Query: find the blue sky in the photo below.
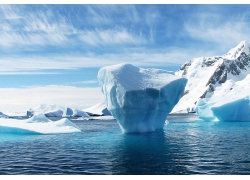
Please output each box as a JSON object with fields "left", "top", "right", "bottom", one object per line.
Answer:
{"left": 1, "top": 4, "right": 250, "bottom": 112}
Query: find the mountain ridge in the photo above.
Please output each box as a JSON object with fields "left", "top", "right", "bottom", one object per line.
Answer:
{"left": 172, "top": 40, "right": 250, "bottom": 113}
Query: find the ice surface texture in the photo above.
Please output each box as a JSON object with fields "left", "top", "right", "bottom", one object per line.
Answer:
{"left": 98, "top": 63, "right": 187, "bottom": 133}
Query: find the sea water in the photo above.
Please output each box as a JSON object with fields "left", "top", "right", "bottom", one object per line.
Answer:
{"left": 0, "top": 114, "right": 250, "bottom": 175}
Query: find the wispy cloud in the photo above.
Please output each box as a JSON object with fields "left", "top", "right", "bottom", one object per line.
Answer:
{"left": 0, "top": 85, "right": 104, "bottom": 112}
{"left": 0, "top": 45, "right": 223, "bottom": 75}
{"left": 70, "top": 80, "right": 98, "bottom": 85}
{"left": 0, "top": 5, "right": 149, "bottom": 51}
{"left": 184, "top": 11, "right": 250, "bottom": 52}
{"left": 0, "top": 5, "right": 249, "bottom": 75}
{"left": 0, "top": 5, "right": 22, "bottom": 20}
{"left": 79, "top": 28, "right": 146, "bottom": 46}
{"left": 0, "top": 5, "right": 76, "bottom": 48}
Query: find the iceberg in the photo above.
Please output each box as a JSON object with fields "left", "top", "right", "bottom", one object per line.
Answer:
{"left": 0, "top": 105, "right": 83, "bottom": 134}
{"left": 211, "top": 97, "right": 250, "bottom": 121}
{"left": 97, "top": 63, "right": 187, "bottom": 133}
{"left": 32, "top": 104, "right": 89, "bottom": 120}
{"left": 33, "top": 104, "right": 64, "bottom": 118}
{"left": 63, "top": 107, "right": 89, "bottom": 118}
{"left": 84, "top": 101, "right": 112, "bottom": 116}
{"left": 196, "top": 74, "right": 250, "bottom": 121}
{"left": 0, "top": 114, "right": 81, "bottom": 134}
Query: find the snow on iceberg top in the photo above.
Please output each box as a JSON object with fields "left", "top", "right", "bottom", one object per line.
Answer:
{"left": 222, "top": 40, "right": 250, "bottom": 60}
{"left": 98, "top": 63, "right": 183, "bottom": 91}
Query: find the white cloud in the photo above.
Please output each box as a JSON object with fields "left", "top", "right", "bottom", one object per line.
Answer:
{"left": 0, "top": 5, "right": 76, "bottom": 48}
{"left": 184, "top": 12, "right": 250, "bottom": 51}
{"left": 0, "top": 85, "right": 104, "bottom": 113}
{"left": 70, "top": 80, "right": 98, "bottom": 85}
{"left": 0, "top": 47, "right": 220, "bottom": 75}
{"left": 79, "top": 28, "right": 146, "bottom": 46}
{"left": 0, "top": 5, "right": 22, "bottom": 20}
{"left": 0, "top": 5, "right": 148, "bottom": 49}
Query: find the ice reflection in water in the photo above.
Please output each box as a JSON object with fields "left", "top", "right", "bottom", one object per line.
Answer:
{"left": 0, "top": 118, "right": 250, "bottom": 174}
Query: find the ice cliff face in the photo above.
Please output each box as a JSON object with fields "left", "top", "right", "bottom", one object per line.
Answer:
{"left": 173, "top": 40, "right": 250, "bottom": 120}
{"left": 98, "top": 63, "right": 187, "bottom": 133}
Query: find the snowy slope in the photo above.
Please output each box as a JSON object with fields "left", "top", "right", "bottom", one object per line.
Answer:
{"left": 172, "top": 40, "right": 250, "bottom": 115}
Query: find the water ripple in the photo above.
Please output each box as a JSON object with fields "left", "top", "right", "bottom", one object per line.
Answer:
{"left": 1, "top": 120, "right": 250, "bottom": 174}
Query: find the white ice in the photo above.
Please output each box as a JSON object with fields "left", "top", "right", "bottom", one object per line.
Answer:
{"left": 211, "top": 97, "right": 250, "bottom": 121}
{"left": 172, "top": 40, "right": 250, "bottom": 114}
{"left": 0, "top": 113, "right": 81, "bottom": 134}
{"left": 98, "top": 63, "right": 187, "bottom": 133}
{"left": 196, "top": 74, "right": 250, "bottom": 121}
{"left": 32, "top": 104, "right": 89, "bottom": 118}
{"left": 83, "top": 101, "right": 111, "bottom": 116}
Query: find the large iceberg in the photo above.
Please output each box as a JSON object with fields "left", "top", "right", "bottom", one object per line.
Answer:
{"left": 97, "top": 63, "right": 187, "bottom": 133}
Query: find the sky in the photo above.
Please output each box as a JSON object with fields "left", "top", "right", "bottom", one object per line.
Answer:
{"left": 1, "top": 4, "right": 250, "bottom": 112}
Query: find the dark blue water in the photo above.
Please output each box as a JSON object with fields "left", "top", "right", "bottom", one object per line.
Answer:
{"left": 1, "top": 115, "right": 250, "bottom": 175}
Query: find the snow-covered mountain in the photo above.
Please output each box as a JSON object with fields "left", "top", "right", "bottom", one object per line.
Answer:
{"left": 172, "top": 40, "right": 250, "bottom": 114}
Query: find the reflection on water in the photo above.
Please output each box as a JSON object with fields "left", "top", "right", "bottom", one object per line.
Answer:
{"left": 109, "top": 129, "right": 188, "bottom": 174}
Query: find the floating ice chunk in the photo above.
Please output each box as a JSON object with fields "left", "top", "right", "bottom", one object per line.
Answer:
{"left": 195, "top": 98, "right": 216, "bottom": 120}
{"left": 84, "top": 101, "right": 111, "bottom": 116}
{"left": 31, "top": 104, "right": 89, "bottom": 118}
{"left": 0, "top": 117, "right": 81, "bottom": 134}
{"left": 98, "top": 63, "right": 187, "bottom": 133}
{"left": 211, "top": 97, "right": 250, "bottom": 121}
{"left": 63, "top": 107, "right": 89, "bottom": 117}
{"left": 196, "top": 74, "right": 250, "bottom": 121}
{"left": 33, "top": 104, "right": 64, "bottom": 117}
{"left": 26, "top": 113, "right": 51, "bottom": 123}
